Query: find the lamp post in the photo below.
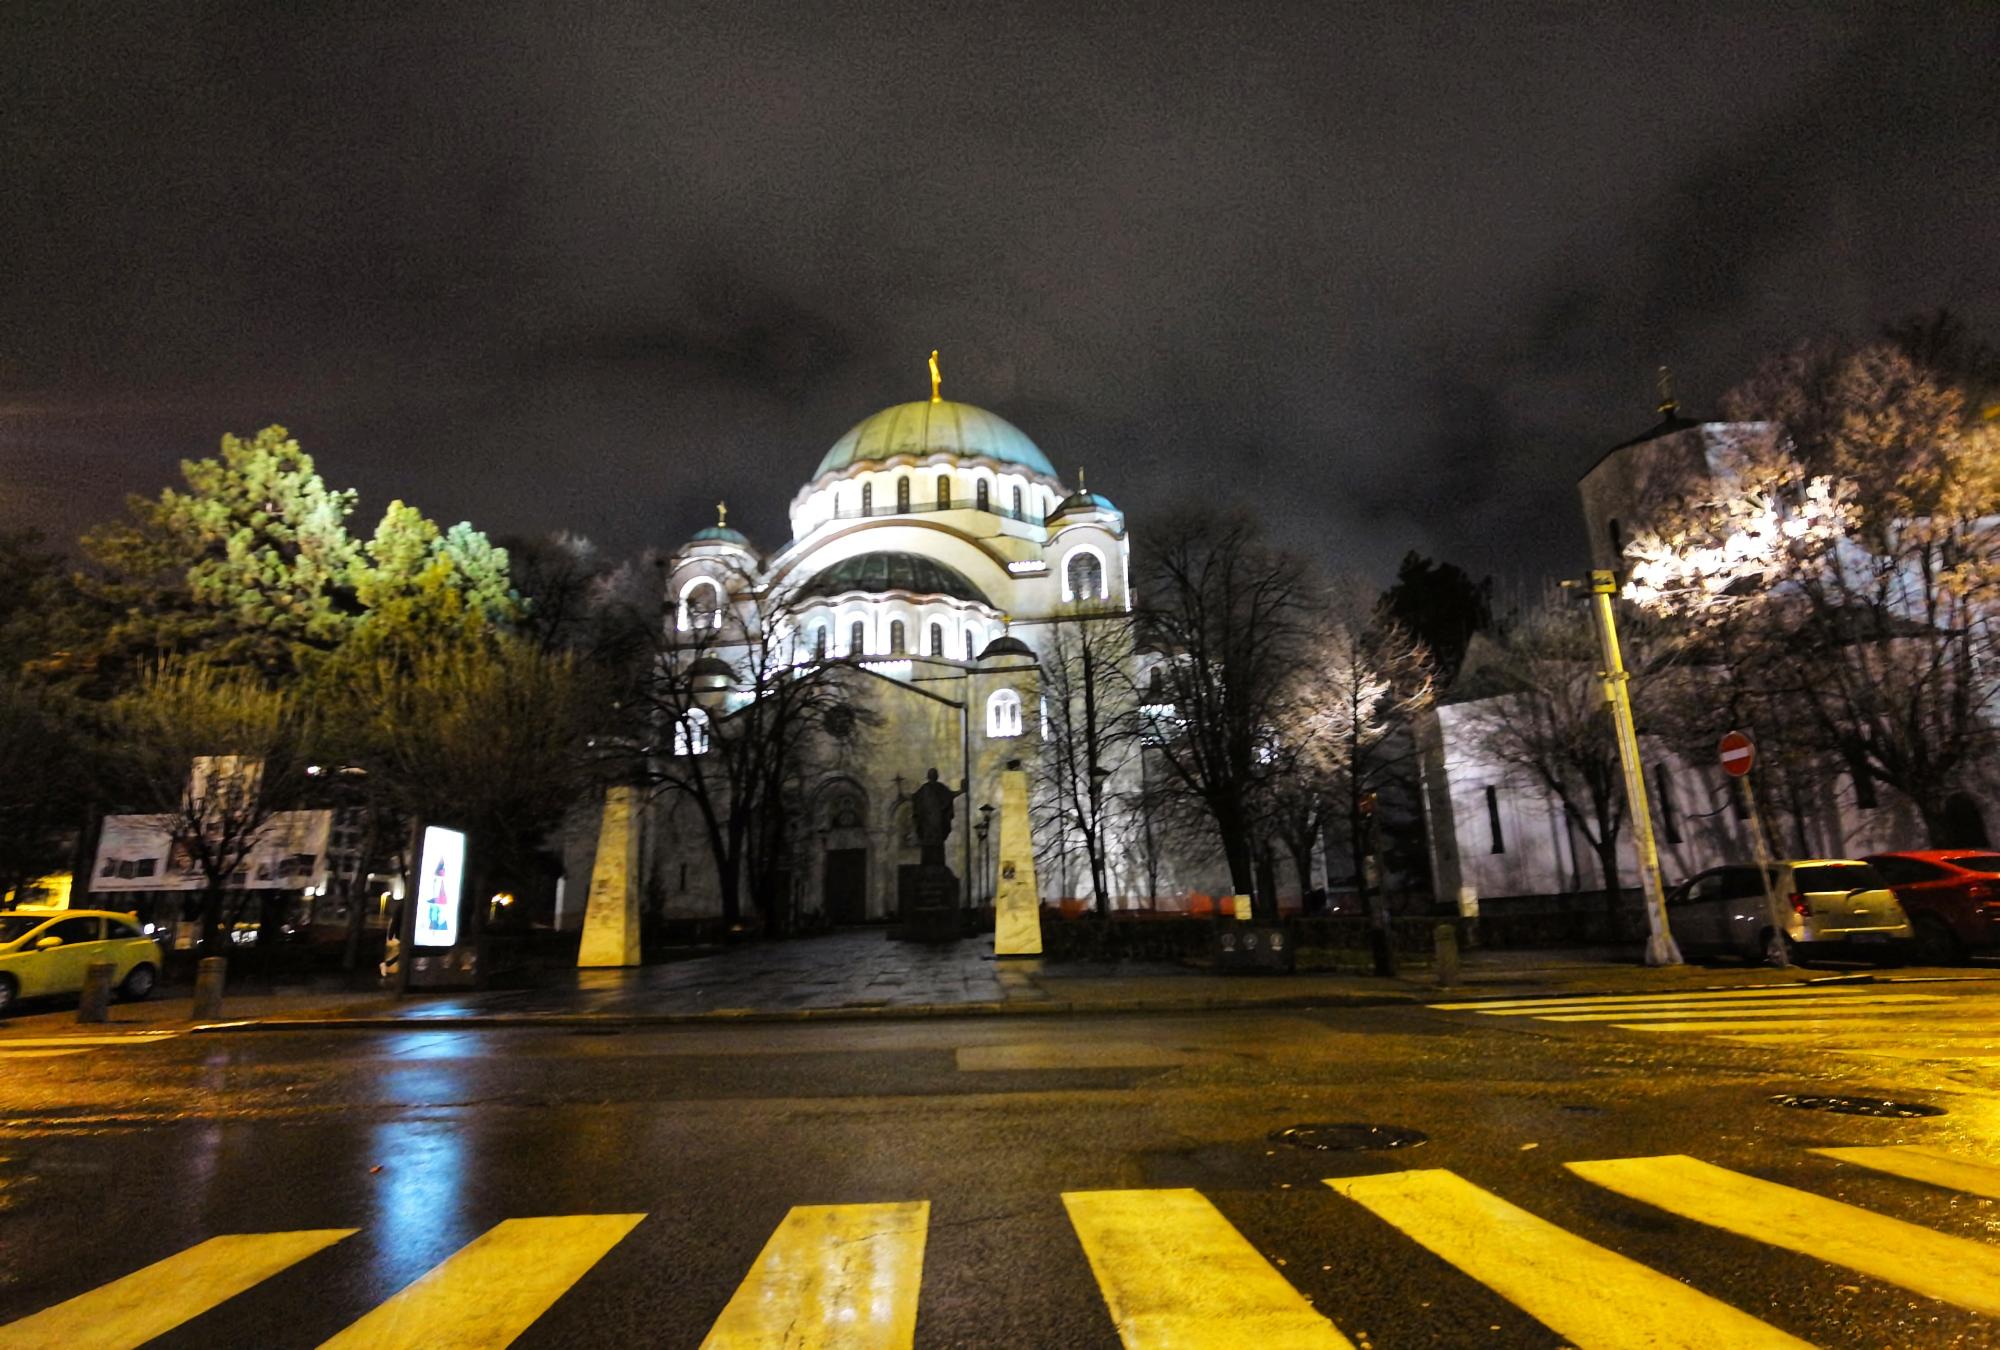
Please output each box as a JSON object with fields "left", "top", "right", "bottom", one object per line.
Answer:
{"left": 1579, "top": 570, "right": 1681, "bottom": 967}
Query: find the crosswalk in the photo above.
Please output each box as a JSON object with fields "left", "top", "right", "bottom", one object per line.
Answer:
{"left": 3, "top": 1144, "right": 1997, "bottom": 1348}
{"left": 0, "top": 1031, "right": 180, "bottom": 1061}
{"left": 1429, "top": 984, "right": 2000, "bottom": 1063}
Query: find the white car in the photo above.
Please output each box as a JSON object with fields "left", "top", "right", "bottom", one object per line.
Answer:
{"left": 1667, "top": 859, "right": 1914, "bottom": 965}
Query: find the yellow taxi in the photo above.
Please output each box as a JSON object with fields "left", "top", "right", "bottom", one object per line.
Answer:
{"left": 0, "top": 909, "right": 165, "bottom": 1014}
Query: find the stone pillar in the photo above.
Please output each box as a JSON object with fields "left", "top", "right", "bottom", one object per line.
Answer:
{"left": 578, "top": 785, "right": 643, "bottom": 968}
{"left": 993, "top": 765, "right": 1042, "bottom": 957}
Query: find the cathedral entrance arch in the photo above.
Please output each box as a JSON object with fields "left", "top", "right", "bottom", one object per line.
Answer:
{"left": 817, "top": 779, "right": 872, "bottom": 924}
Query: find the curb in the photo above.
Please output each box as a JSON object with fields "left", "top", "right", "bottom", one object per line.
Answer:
{"left": 186, "top": 988, "right": 1429, "bottom": 1033}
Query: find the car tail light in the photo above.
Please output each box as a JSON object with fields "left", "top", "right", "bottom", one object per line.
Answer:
{"left": 1965, "top": 883, "right": 1997, "bottom": 902}
{"left": 1790, "top": 893, "right": 1811, "bottom": 916}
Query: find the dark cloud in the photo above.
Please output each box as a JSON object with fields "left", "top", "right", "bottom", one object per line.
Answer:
{"left": 2, "top": 1, "right": 1994, "bottom": 583}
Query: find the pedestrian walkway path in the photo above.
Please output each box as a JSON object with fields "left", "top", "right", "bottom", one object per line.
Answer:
{"left": 0, "top": 1031, "right": 180, "bottom": 1061}
{"left": 5, "top": 1145, "right": 1996, "bottom": 1348}
{"left": 1430, "top": 983, "right": 2000, "bottom": 1066}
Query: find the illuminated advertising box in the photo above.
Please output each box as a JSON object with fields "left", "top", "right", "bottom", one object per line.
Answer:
{"left": 413, "top": 826, "right": 466, "bottom": 949}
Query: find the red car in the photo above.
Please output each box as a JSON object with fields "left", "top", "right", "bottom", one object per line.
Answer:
{"left": 1864, "top": 850, "right": 2000, "bottom": 962}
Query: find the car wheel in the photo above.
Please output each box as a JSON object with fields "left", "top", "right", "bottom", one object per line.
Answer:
{"left": 0, "top": 974, "right": 16, "bottom": 1015}
{"left": 1912, "top": 914, "right": 1966, "bottom": 966}
{"left": 118, "top": 963, "right": 158, "bottom": 1001}
{"left": 1761, "top": 928, "right": 1798, "bottom": 968}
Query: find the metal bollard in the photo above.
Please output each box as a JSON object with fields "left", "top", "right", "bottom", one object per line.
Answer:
{"left": 78, "top": 962, "right": 116, "bottom": 1024}
{"left": 192, "top": 956, "right": 227, "bottom": 1020}
{"left": 1433, "top": 922, "right": 1461, "bottom": 988}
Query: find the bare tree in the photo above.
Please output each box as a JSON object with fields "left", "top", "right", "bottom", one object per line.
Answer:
{"left": 1625, "top": 340, "right": 2000, "bottom": 845}
{"left": 1132, "top": 512, "right": 1324, "bottom": 921}
{"left": 1033, "top": 612, "right": 1142, "bottom": 915}
{"left": 112, "top": 661, "right": 315, "bottom": 954}
{"left": 615, "top": 565, "right": 868, "bottom": 934}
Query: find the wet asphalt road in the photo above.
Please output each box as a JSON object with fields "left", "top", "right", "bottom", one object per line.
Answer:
{"left": 2, "top": 993, "right": 1998, "bottom": 1347}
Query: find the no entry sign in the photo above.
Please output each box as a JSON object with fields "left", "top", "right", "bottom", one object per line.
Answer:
{"left": 1719, "top": 730, "right": 1756, "bottom": 777}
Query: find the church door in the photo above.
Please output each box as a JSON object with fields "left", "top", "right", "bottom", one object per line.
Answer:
{"left": 824, "top": 849, "right": 869, "bottom": 924}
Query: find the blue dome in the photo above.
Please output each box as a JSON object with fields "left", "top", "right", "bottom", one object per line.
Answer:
{"left": 1049, "top": 489, "right": 1119, "bottom": 520}
{"left": 690, "top": 525, "right": 751, "bottom": 546}
{"left": 815, "top": 400, "right": 1057, "bottom": 479}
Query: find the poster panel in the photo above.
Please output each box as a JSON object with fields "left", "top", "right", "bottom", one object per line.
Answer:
{"left": 91, "top": 811, "right": 332, "bottom": 894}
{"left": 413, "top": 826, "right": 467, "bottom": 948}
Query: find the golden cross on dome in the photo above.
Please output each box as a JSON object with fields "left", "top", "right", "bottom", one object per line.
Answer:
{"left": 1077, "top": 466, "right": 1087, "bottom": 491}
{"left": 716, "top": 501, "right": 728, "bottom": 528}
{"left": 929, "top": 350, "right": 942, "bottom": 403}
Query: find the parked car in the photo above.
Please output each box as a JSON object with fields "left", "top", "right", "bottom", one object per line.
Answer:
{"left": 1666, "top": 859, "right": 1914, "bottom": 965}
{"left": 0, "top": 909, "right": 165, "bottom": 1014}
{"left": 1863, "top": 850, "right": 2000, "bottom": 963}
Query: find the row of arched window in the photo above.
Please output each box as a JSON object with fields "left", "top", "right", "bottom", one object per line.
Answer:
{"left": 843, "top": 475, "right": 1034, "bottom": 520}
{"left": 674, "top": 690, "right": 1026, "bottom": 753}
{"left": 810, "top": 616, "right": 994, "bottom": 661}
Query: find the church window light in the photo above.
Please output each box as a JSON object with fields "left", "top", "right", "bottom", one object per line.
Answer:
{"left": 937, "top": 474, "right": 952, "bottom": 509}
{"left": 1012, "top": 484, "right": 1024, "bottom": 518}
{"left": 1063, "top": 546, "right": 1108, "bottom": 603}
{"left": 889, "top": 619, "right": 906, "bottom": 654}
{"left": 976, "top": 479, "right": 991, "bottom": 512}
{"left": 965, "top": 625, "right": 980, "bottom": 660}
{"left": 929, "top": 622, "right": 945, "bottom": 657}
{"left": 679, "top": 575, "right": 725, "bottom": 631}
{"left": 849, "top": 619, "right": 866, "bottom": 657}
{"left": 673, "top": 707, "right": 711, "bottom": 757}
{"left": 986, "top": 689, "right": 1023, "bottom": 738}
{"left": 896, "top": 476, "right": 910, "bottom": 512}
{"left": 861, "top": 481, "right": 873, "bottom": 516}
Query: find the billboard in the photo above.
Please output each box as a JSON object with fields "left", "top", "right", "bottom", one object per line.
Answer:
{"left": 91, "top": 811, "right": 332, "bottom": 894}
{"left": 413, "top": 826, "right": 467, "bottom": 949}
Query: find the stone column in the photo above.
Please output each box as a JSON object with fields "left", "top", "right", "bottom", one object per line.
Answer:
{"left": 993, "top": 765, "right": 1042, "bottom": 957}
{"left": 578, "top": 784, "right": 643, "bottom": 968}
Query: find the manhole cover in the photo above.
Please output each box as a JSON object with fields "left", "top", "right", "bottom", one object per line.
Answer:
{"left": 1270, "top": 1123, "right": 1429, "bottom": 1152}
{"left": 1770, "top": 1093, "right": 1944, "bottom": 1119}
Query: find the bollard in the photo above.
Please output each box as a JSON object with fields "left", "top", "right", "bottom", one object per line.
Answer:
{"left": 1433, "top": 922, "right": 1460, "bottom": 988}
{"left": 192, "top": 956, "right": 227, "bottom": 1020}
{"left": 77, "top": 962, "right": 116, "bottom": 1024}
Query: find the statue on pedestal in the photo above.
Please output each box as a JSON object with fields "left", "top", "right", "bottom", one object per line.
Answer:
{"left": 907, "top": 767, "right": 964, "bottom": 868}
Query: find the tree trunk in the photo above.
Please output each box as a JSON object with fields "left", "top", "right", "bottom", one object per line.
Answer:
{"left": 1594, "top": 835, "right": 1623, "bottom": 921}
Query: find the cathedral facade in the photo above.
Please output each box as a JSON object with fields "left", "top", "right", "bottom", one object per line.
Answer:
{"left": 643, "top": 371, "right": 1166, "bottom": 925}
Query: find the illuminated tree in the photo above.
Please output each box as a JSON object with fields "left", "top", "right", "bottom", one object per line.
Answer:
{"left": 1034, "top": 612, "right": 1141, "bottom": 915}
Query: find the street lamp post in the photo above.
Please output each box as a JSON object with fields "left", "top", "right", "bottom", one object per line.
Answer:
{"left": 1582, "top": 570, "right": 1682, "bottom": 967}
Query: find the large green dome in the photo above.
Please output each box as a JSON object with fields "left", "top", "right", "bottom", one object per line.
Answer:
{"left": 815, "top": 400, "right": 1057, "bottom": 479}
{"left": 793, "top": 552, "right": 994, "bottom": 607}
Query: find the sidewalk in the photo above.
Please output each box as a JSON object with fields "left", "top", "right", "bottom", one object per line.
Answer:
{"left": 6, "top": 933, "right": 1995, "bottom": 1036}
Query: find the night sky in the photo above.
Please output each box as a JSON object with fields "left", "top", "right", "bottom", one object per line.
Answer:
{"left": 4, "top": 3, "right": 1996, "bottom": 584}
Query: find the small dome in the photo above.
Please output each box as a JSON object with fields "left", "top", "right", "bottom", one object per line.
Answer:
{"left": 690, "top": 525, "right": 752, "bottom": 547}
{"left": 686, "top": 656, "right": 735, "bottom": 681}
{"left": 978, "top": 634, "right": 1036, "bottom": 661}
{"left": 816, "top": 400, "right": 1057, "bottom": 479}
{"left": 1049, "top": 489, "right": 1119, "bottom": 522}
{"left": 793, "top": 552, "right": 994, "bottom": 607}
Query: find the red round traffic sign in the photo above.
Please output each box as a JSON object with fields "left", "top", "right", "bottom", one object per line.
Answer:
{"left": 1719, "top": 730, "right": 1755, "bottom": 777}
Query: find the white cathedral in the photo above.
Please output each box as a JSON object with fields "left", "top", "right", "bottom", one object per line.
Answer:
{"left": 631, "top": 360, "right": 1218, "bottom": 927}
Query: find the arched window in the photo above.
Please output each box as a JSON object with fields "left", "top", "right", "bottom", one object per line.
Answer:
{"left": 860, "top": 481, "right": 873, "bottom": 516}
{"left": 1064, "top": 547, "right": 1107, "bottom": 603}
{"left": 678, "top": 576, "right": 725, "bottom": 630}
{"left": 976, "top": 479, "right": 991, "bottom": 512}
{"left": 965, "top": 626, "right": 979, "bottom": 660}
{"left": 848, "top": 619, "right": 866, "bottom": 657}
{"left": 986, "top": 689, "right": 1023, "bottom": 738}
{"left": 1011, "top": 484, "right": 1024, "bottom": 518}
{"left": 936, "top": 474, "right": 952, "bottom": 509}
{"left": 928, "top": 622, "right": 945, "bottom": 657}
{"left": 813, "top": 625, "right": 827, "bottom": 658}
{"left": 673, "top": 707, "right": 710, "bottom": 757}
{"left": 896, "top": 476, "right": 910, "bottom": 512}
{"left": 889, "top": 619, "right": 906, "bottom": 654}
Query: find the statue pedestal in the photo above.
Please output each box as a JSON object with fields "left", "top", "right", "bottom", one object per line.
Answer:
{"left": 993, "top": 768, "right": 1043, "bottom": 957}
{"left": 894, "top": 863, "right": 961, "bottom": 944}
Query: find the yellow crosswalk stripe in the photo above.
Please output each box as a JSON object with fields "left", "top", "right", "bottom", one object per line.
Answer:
{"left": 1430, "top": 986, "right": 1854, "bottom": 1011}
{"left": 319, "top": 1214, "right": 644, "bottom": 1350}
{"left": 1460, "top": 989, "right": 1929, "bottom": 1016}
{"left": 1325, "top": 1169, "right": 1806, "bottom": 1349}
{"left": 0, "top": 1034, "right": 178, "bottom": 1047}
{"left": 1538, "top": 996, "right": 1943, "bottom": 1022}
{"left": 0, "top": 1049, "right": 87, "bottom": 1058}
{"left": 0, "top": 1229, "right": 353, "bottom": 1350}
{"left": 1063, "top": 1188, "right": 1351, "bottom": 1350}
{"left": 1567, "top": 1154, "right": 2000, "bottom": 1316}
{"left": 701, "top": 1201, "right": 928, "bottom": 1349}
{"left": 1813, "top": 1145, "right": 2000, "bottom": 1199}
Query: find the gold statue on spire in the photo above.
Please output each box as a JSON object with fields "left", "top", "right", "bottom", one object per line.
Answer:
{"left": 929, "top": 350, "right": 942, "bottom": 403}
{"left": 1656, "top": 366, "right": 1678, "bottom": 418}
{"left": 716, "top": 500, "right": 728, "bottom": 528}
